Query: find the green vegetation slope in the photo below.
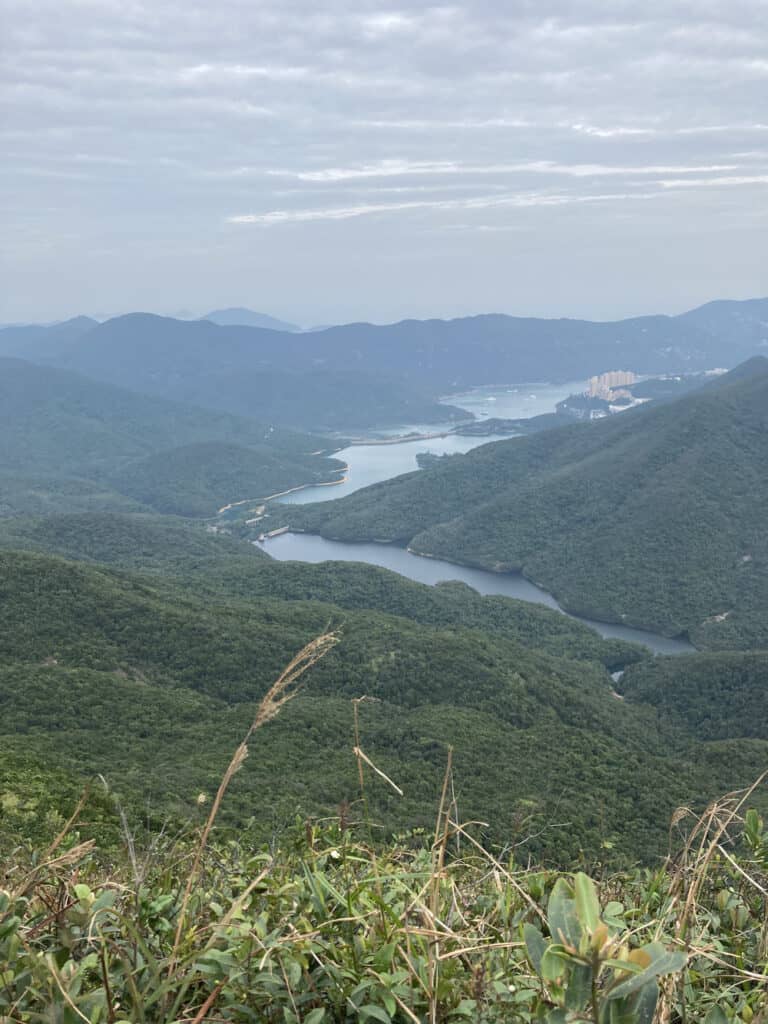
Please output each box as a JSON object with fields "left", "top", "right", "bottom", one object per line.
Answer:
{"left": 1, "top": 547, "right": 766, "bottom": 864}
{"left": 0, "top": 358, "right": 343, "bottom": 517}
{"left": 618, "top": 650, "right": 768, "bottom": 740}
{"left": 0, "top": 512, "right": 641, "bottom": 668}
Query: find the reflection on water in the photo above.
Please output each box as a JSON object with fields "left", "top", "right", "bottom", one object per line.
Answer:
{"left": 261, "top": 532, "right": 695, "bottom": 657}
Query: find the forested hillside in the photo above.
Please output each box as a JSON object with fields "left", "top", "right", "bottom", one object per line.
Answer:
{"left": 2, "top": 547, "right": 765, "bottom": 863}
{"left": 619, "top": 651, "right": 768, "bottom": 740}
{"left": 0, "top": 512, "right": 640, "bottom": 667}
{"left": 0, "top": 358, "right": 343, "bottom": 517}
{"left": 289, "top": 358, "right": 768, "bottom": 648}
{"left": 0, "top": 511, "right": 269, "bottom": 575}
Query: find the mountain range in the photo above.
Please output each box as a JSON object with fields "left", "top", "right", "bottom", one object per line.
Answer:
{"left": 203, "top": 307, "right": 301, "bottom": 332}
{"left": 2, "top": 296, "right": 768, "bottom": 864}
{"left": 1, "top": 296, "right": 766, "bottom": 432}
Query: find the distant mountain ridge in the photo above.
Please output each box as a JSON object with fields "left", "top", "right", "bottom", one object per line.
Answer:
{"left": 1, "top": 296, "right": 767, "bottom": 431}
{"left": 0, "top": 316, "right": 98, "bottom": 360}
{"left": 203, "top": 307, "right": 301, "bottom": 332}
{"left": 12, "top": 313, "right": 466, "bottom": 432}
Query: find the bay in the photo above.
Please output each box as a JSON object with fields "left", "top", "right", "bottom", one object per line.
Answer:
{"left": 444, "top": 380, "right": 586, "bottom": 421}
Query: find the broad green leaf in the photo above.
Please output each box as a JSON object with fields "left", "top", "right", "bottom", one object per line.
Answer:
{"left": 607, "top": 997, "right": 638, "bottom": 1024}
{"left": 627, "top": 981, "right": 659, "bottom": 1024}
{"left": 0, "top": 916, "right": 20, "bottom": 942}
{"left": 359, "top": 1005, "right": 391, "bottom": 1024}
{"left": 286, "top": 960, "right": 302, "bottom": 989}
{"left": 541, "top": 945, "right": 573, "bottom": 982}
{"left": 574, "top": 873, "right": 600, "bottom": 933}
{"left": 449, "top": 999, "right": 477, "bottom": 1017}
{"left": 548, "top": 879, "right": 580, "bottom": 948}
{"left": 704, "top": 1008, "right": 729, "bottom": 1024}
{"left": 546, "top": 1011, "right": 568, "bottom": 1024}
{"left": 381, "top": 993, "right": 396, "bottom": 1018}
{"left": 603, "top": 959, "right": 644, "bottom": 974}
{"left": 564, "top": 960, "right": 592, "bottom": 1011}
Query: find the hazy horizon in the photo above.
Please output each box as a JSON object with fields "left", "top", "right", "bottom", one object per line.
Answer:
{"left": 4, "top": 290, "right": 768, "bottom": 332}
{"left": 3, "top": 1, "right": 766, "bottom": 324}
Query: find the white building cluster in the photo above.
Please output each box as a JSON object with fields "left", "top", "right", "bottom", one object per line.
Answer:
{"left": 586, "top": 370, "right": 637, "bottom": 398}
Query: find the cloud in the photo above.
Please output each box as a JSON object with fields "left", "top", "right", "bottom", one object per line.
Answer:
{"left": 269, "top": 159, "right": 741, "bottom": 183}
{"left": 657, "top": 174, "right": 768, "bottom": 189}
{"left": 227, "top": 188, "right": 666, "bottom": 225}
{"left": 3, "top": 0, "right": 768, "bottom": 321}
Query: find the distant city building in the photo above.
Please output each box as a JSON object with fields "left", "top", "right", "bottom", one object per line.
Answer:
{"left": 587, "top": 370, "right": 638, "bottom": 398}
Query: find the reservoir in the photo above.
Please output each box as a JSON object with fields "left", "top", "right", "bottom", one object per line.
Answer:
{"left": 279, "top": 432, "right": 509, "bottom": 504}
{"left": 260, "top": 532, "right": 694, "bottom": 656}
{"left": 279, "top": 381, "right": 585, "bottom": 505}
{"left": 261, "top": 380, "right": 695, "bottom": 656}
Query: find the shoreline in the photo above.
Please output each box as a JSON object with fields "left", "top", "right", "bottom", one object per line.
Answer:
{"left": 260, "top": 529, "right": 694, "bottom": 655}
{"left": 344, "top": 429, "right": 459, "bottom": 446}
{"left": 404, "top": 544, "right": 694, "bottom": 651}
{"left": 216, "top": 463, "right": 349, "bottom": 516}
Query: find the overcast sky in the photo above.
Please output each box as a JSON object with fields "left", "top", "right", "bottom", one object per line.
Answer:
{"left": 2, "top": 0, "right": 767, "bottom": 325}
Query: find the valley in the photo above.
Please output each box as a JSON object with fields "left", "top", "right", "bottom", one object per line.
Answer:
{"left": 1, "top": 304, "right": 767, "bottom": 872}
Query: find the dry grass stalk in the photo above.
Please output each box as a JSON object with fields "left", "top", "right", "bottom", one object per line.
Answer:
{"left": 448, "top": 818, "right": 546, "bottom": 923}
{"left": 168, "top": 630, "right": 340, "bottom": 976}
{"left": 672, "top": 769, "right": 768, "bottom": 943}
{"left": 352, "top": 746, "right": 404, "bottom": 796}
{"left": 13, "top": 840, "right": 96, "bottom": 903}
{"left": 428, "top": 748, "right": 454, "bottom": 1024}
{"left": 46, "top": 955, "right": 92, "bottom": 1023}
{"left": 658, "top": 769, "right": 768, "bottom": 1024}
{"left": 249, "top": 631, "right": 340, "bottom": 734}
{"left": 12, "top": 786, "right": 93, "bottom": 900}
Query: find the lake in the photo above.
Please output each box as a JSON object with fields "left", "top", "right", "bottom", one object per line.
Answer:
{"left": 279, "top": 433, "right": 509, "bottom": 504}
{"left": 260, "top": 532, "right": 694, "bottom": 656}
{"left": 279, "top": 380, "right": 583, "bottom": 505}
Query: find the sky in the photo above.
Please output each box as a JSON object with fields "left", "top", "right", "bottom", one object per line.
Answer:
{"left": 2, "top": 0, "right": 767, "bottom": 326}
